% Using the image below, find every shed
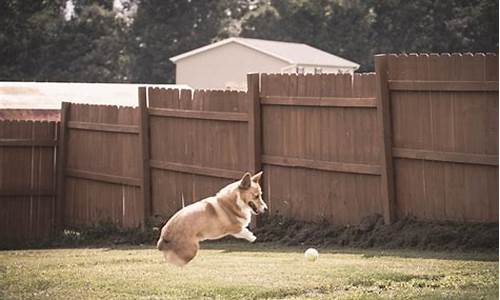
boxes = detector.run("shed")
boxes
[170,37,360,90]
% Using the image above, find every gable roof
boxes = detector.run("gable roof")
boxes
[170,37,360,69]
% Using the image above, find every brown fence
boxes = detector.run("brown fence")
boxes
[0,53,498,246]
[260,73,383,224]
[146,88,256,217]
[0,120,58,246]
[258,53,498,224]
[382,53,498,222]
[60,104,144,228]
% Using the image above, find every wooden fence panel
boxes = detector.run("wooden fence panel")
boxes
[2,53,496,238]
[148,88,248,218]
[261,73,383,224]
[386,53,498,222]
[0,120,58,247]
[63,104,143,228]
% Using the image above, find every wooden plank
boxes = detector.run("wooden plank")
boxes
[247,79,261,229]
[247,73,262,174]
[375,55,397,224]
[148,107,248,122]
[389,80,499,92]
[393,148,498,166]
[261,96,377,107]
[65,168,141,186]
[139,87,152,222]
[0,189,56,197]
[485,53,499,81]
[261,155,381,176]
[67,121,140,134]
[55,102,69,230]
[0,139,57,147]
[150,160,243,180]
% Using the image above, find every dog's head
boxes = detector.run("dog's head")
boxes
[237,171,267,215]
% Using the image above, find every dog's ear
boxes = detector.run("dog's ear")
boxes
[239,172,252,190]
[251,171,263,183]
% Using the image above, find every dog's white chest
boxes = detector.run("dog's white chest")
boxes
[236,198,252,227]
[239,209,252,227]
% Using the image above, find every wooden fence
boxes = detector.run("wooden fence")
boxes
[382,53,498,222]
[0,53,497,246]
[60,104,144,228]
[260,73,383,224]
[0,120,58,246]
[146,88,257,218]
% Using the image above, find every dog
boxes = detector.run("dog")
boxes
[157,171,267,267]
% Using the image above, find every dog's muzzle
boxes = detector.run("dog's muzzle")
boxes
[248,202,259,215]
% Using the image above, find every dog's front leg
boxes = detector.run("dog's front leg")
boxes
[232,228,257,243]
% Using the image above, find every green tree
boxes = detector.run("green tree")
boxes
[240,0,498,72]
[129,0,234,83]
[1,0,497,81]
[0,0,129,82]
[240,0,374,71]
[0,0,62,80]
[39,2,130,82]
[363,0,497,69]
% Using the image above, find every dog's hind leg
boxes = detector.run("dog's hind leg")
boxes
[157,238,170,251]
[178,241,199,265]
[166,241,199,267]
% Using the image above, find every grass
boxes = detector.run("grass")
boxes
[0,242,497,299]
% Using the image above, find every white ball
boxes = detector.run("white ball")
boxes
[304,248,319,262]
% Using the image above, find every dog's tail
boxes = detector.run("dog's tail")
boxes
[156,238,171,251]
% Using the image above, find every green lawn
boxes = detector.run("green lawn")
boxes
[0,242,497,299]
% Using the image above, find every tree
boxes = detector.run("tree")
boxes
[240,0,374,71]
[1,0,497,81]
[240,0,498,71]
[128,0,240,83]
[0,0,129,82]
[39,2,130,82]
[361,0,498,69]
[0,0,62,80]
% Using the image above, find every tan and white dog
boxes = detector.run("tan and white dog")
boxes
[157,171,267,266]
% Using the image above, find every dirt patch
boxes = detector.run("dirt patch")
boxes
[253,214,499,251]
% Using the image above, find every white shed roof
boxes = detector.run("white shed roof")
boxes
[170,37,360,69]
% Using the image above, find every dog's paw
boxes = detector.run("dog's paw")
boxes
[248,235,257,243]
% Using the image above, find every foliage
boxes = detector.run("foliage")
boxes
[0,0,129,82]
[52,219,162,247]
[241,0,498,71]
[0,0,497,81]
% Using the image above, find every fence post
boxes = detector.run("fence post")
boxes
[375,55,396,224]
[247,73,261,173]
[138,87,152,227]
[247,73,262,228]
[55,102,69,231]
